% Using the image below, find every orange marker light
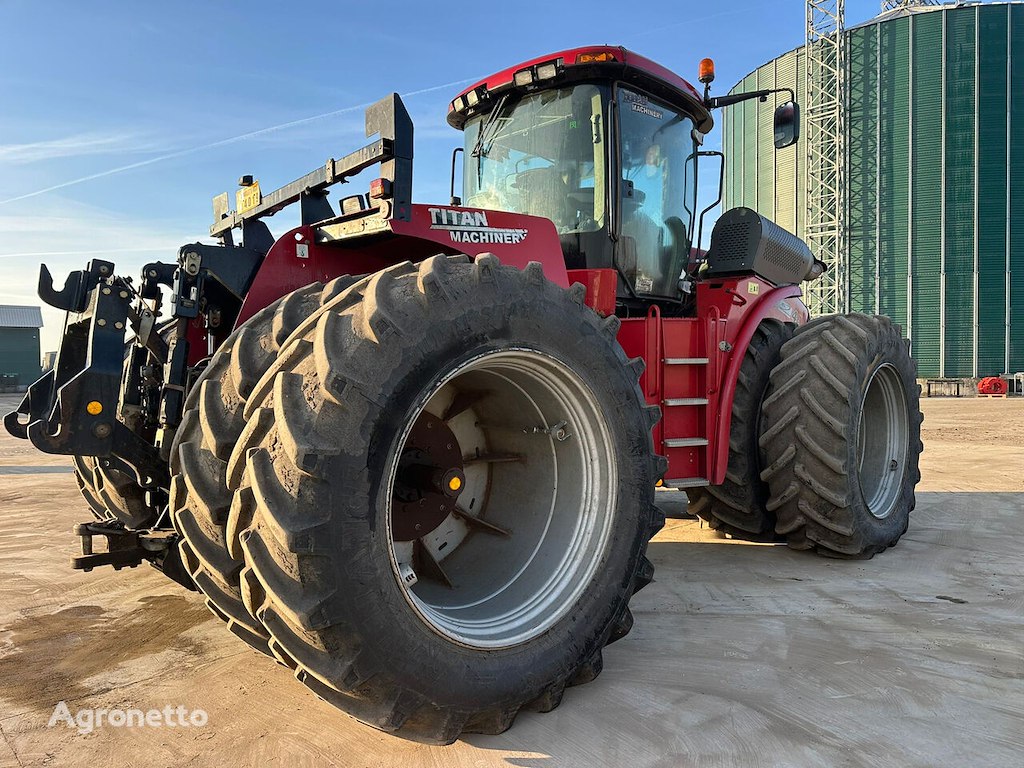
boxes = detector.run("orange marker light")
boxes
[86,401,103,415]
[448,476,463,492]
[699,58,716,85]
[576,51,617,64]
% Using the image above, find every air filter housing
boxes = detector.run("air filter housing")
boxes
[704,207,814,286]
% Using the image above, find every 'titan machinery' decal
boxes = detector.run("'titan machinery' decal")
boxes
[622,91,664,120]
[428,208,528,245]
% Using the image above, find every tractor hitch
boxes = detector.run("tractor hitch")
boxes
[71,520,196,590]
[72,520,147,572]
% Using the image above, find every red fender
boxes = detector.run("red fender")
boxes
[235,204,568,327]
[697,278,809,485]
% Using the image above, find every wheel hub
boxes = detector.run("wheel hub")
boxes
[387,349,618,649]
[857,363,909,519]
[392,412,465,541]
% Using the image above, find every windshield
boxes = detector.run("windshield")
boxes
[619,87,698,297]
[463,84,606,235]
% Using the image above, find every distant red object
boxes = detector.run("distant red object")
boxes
[978,376,1008,395]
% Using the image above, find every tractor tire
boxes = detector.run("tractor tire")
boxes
[73,455,153,528]
[687,319,793,540]
[169,276,361,655]
[758,313,923,557]
[227,255,664,744]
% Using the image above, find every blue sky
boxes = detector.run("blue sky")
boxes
[1,0,884,352]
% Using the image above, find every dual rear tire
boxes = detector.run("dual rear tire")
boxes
[692,313,922,558]
[172,255,664,743]
[759,314,922,557]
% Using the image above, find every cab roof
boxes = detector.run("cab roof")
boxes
[447,45,714,134]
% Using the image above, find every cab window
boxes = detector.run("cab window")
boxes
[464,84,606,234]
[618,87,698,297]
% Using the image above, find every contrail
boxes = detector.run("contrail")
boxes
[0,78,475,207]
[0,246,178,259]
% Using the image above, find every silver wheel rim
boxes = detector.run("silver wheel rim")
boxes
[386,349,618,649]
[857,363,909,519]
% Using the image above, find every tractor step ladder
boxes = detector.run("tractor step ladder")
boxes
[663,477,710,489]
[663,437,709,447]
[658,344,710,489]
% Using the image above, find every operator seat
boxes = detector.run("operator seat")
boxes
[517,167,572,232]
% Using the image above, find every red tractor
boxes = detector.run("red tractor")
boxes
[6,47,922,743]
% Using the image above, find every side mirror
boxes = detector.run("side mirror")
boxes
[773,101,800,149]
[449,146,464,206]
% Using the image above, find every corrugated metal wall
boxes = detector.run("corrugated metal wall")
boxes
[911,11,942,375]
[1011,4,1024,377]
[878,17,910,334]
[0,328,41,385]
[722,3,1024,377]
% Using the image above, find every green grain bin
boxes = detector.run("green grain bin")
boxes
[722,2,1024,377]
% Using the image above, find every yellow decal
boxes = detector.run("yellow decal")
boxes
[747,282,760,295]
[236,180,262,213]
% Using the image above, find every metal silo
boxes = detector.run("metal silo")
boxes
[722,1,1024,378]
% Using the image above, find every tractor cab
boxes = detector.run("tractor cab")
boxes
[448,47,714,312]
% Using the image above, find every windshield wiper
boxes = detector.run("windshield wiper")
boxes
[470,95,509,161]
[471,95,509,189]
